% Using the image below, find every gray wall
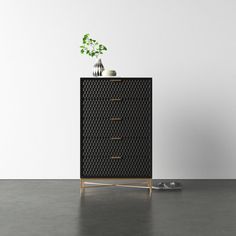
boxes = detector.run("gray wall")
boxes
[0,0,235,178]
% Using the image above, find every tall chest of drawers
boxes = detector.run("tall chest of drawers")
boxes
[80,77,152,192]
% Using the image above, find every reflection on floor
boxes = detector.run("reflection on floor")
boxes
[0,180,235,236]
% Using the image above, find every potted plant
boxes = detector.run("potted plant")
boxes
[80,34,107,76]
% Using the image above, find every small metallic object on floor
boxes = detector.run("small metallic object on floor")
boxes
[152,181,182,190]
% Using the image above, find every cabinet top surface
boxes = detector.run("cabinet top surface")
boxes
[81,77,152,80]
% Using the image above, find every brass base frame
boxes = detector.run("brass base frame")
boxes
[80,178,152,195]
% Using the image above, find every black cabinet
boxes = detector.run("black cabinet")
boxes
[80,77,152,178]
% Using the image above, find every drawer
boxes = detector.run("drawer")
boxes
[82,137,151,156]
[82,99,151,119]
[82,155,152,178]
[82,78,152,99]
[82,117,151,137]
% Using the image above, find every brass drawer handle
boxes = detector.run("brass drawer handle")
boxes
[110,79,122,82]
[111,97,122,102]
[111,117,122,121]
[111,137,122,140]
[111,156,121,159]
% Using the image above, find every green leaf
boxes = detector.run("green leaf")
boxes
[81,33,107,57]
[83,33,89,39]
[83,33,89,43]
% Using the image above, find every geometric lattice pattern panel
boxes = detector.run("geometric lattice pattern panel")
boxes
[82,78,152,99]
[83,99,151,119]
[82,155,151,178]
[81,77,152,178]
[82,137,151,157]
[83,118,151,137]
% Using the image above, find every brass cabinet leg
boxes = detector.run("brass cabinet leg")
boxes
[80,179,84,190]
[80,178,153,195]
[149,179,152,196]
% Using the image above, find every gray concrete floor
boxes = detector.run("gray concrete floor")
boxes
[0,180,235,236]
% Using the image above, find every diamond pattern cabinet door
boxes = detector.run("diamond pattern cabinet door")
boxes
[82,78,152,99]
[83,137,151,157]
[83,118,151,137]
[80,77,152,178]
[83,99,151,119]
[82,156,152,178]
